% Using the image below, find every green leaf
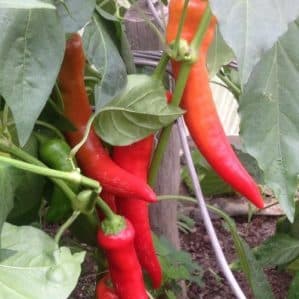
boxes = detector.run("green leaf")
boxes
[153,234,203,287]
[118,23,136,74]
[0,9,65,146]
[210,206,274,299]
[235,149,265,185]
[254,234,299,267]
[8,135,45,225]
[0,165,15,245]
[83,13,127,109]
[94,74,183,145]
[287,272,299,299]
[239,20,299,221]
[207,27,235,78]
[0,223,85,299]
[56,0,96,33]
[181,150,234,196]
[287,258,299,274]
[276,202,299,239]
[0,0,55,9]
[209,0,299,84]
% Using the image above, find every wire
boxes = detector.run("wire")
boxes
[176,117,246,299]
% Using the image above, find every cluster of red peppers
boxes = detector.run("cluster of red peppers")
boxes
[54,0,264,298]
[57,33,161,298]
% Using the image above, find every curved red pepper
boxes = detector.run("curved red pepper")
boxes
[166,0,264,208]
[96,274,119,299]
[57,33,156,203]
[113,136,163,289]
[97,219,148,299]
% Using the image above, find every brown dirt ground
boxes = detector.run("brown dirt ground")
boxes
[180,211,292,299]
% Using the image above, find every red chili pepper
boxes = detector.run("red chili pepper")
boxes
[166,0,264,208]
[57,33,157,203]
[97,219,148,299]
[113,135,162,289]
[96,274,119,299]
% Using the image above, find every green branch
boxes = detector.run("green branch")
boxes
[0,154,99,191]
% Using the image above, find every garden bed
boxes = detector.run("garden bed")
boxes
[181,212,291,299]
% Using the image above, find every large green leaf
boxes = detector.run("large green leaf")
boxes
[0,9,65,146]
[210,206,274,299]
[56,0,96,33]
[83,13,127,109]
[207,27,235,78]
[94,74,183,145]
[209,0,299,84]
[239,20,299,221]
[0,0,55,9]
[0,166,15,245]
[0,223,85,299]
[254,234,299,267]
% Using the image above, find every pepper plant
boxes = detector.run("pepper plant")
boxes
[0,0,299,299]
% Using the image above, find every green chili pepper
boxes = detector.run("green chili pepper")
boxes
[36,134,77,221]
[36,133,98,245]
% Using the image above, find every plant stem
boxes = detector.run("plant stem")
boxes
[152,52,170,81]
[55,210,81,244]
[84,76,99,83]
[189,5,212,51]
[69,114,96,160]
[217,72,241,99]
[148,5,212,187]
[54,83,64,111]
[35,120,65,139]
[173,0,190,54]
[158,194,197,203]
[96,197,116,221]
[0,154,99,190]
[148,63,194,186]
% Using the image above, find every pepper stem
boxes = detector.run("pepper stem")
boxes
[35,121,65,139]
[152,52,170,81]
[189,5,212,52]
[96,197,125,235]
[172,0,190,55]
[217,72,241,99]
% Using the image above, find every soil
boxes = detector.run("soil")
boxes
[180,211,292,299]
